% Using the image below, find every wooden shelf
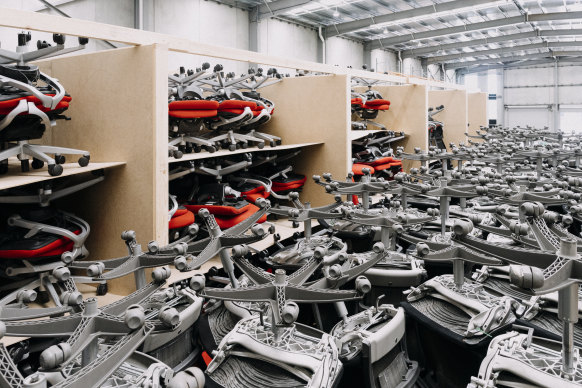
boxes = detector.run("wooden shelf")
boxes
[168,142,323,163]
[350,130,406,142]
[0,161,125,191]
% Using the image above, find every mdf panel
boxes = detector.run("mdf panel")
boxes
[38,44,168,294]
[429,89,468,148]
[467,92,488,136]
[260,75,350,206]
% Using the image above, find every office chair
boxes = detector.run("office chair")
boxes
[0,32,90,176]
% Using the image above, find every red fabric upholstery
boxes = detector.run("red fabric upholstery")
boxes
[374,162,402,171]
[173,208,189,217]
[370,156,401,166]
[272,176,307,188]
[352,163,375,175]
[185,203,253,216]
[169,210,195,229]
[214,204,267,229]
[0,95,72,115]
[218,100,257,110]
[0,229,80,259]
[169,110,218,119]
[169,100,219,110]
[364,99,390,107]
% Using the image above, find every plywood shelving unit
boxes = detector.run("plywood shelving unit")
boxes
[0,8,478,293]
[468,92,488,138]
[169,142,323,163]
[428,89,469,147]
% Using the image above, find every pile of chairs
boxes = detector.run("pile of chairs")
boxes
[168,64,283,158]
[0,32,90,176]
[3,73,582,386]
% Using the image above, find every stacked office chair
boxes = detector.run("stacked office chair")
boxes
[351,77,391,131]
[0,32,90,176]
[0,176,104,319]
[168,64,283,158]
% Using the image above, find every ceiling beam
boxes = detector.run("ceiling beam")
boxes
[257,0,312,20]
[367,11,582,50]
[458,57,582,74]
[400,29,582,58]
[427,41,582,64]
[325,0,499,38]
[445,50,582,69]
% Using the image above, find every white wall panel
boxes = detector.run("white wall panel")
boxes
[506,108,551,129]
[403,57,423,77]
[326,36,364,69]
[370,49,398,73]
[505,87,553,105]
[257,18,318,62]
[504,66,553,87]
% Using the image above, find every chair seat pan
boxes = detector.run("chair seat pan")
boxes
[169,110,218,119]
[169,100,219,110]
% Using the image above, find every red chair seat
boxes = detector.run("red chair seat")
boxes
[364,99,390,107]
[218,100,257,110]
[214,204,267,229]
[169,110,217,119]
[169,210,195,230]
[169,100,219,110]
[352,164,375,175]
[0,95,72,115]
[0,229,79,259]
[185,203,253,216]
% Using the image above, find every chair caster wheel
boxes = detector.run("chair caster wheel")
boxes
[55,155,66,164]
[0,162,8,175]
[31,158,44,169]
[37,290,50,304]
[172,150,183,159]
[97,283,108,296]
[241,142,248,149]
[207,146,216,153]
[257,142,265,149]
[269,141,276,147]
[21,159,30,172]
[276,140,282,145]
[48,164,63,176]
[78,156,90,167]
[228,144,236,151]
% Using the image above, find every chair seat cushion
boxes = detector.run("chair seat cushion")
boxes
[218,100,257,110]
[169,100,219,110]
[214,204,267,229]
[169,210,195,230]
[0,95,72,115]
[352,163,375,175]
[169,109,218,119]
[0,229,79,259]
[185,202,253,216]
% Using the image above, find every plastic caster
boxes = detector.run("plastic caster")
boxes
[37,291,50,304]
[48,164,63,176]
[270,141,276,147]
[241,142,248,149]
[55,155,66,164]
[31,158,44,169]
[207,146,216,153]
[172,150,183,159]
[96,283,108,296]
[276,139,282,145]
[190,146,198,153]
[78,156,89,167]
[257,142,265,149]
[228,144,236,151]
[21,159,30,173]
[0,162,8,175]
